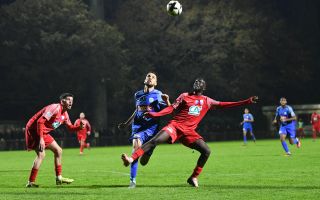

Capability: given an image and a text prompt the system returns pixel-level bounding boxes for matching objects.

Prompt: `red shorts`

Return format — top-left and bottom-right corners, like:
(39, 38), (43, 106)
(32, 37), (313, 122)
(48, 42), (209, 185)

(25, 128), (55, 151)
(312, 125), (320, 132)
(161, 122), (203, 147)
(77, 134), (87, 142)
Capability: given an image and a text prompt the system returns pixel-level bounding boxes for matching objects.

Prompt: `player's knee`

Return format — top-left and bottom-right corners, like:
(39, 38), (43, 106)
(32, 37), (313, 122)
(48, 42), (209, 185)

(203, 148), (211, 158)
(54, 147), (63, 156)
(38, 152), (46, 159)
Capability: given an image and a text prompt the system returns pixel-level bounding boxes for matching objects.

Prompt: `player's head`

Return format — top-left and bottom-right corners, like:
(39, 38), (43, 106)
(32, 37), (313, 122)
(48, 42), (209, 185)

(144, 72), (157, 87)
(80, 112), (85, 119)
(244, 108), (249, 114)
(59, 93), (74, 110)
(193, 78), (206, 93)
(279, 97), (287, 106)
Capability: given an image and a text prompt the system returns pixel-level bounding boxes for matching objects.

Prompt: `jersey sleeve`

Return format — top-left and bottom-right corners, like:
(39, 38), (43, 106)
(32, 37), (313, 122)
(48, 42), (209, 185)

(172, 93), (186, 109)
(42, 104), (60, 121)
(288, 106), (296, 117)
(156, 91), (167, 109)
(250, 114), (254, 120)
(64, 113), (81, 132)
(207, 97), (220, 109)
(74, 119), (80, 126)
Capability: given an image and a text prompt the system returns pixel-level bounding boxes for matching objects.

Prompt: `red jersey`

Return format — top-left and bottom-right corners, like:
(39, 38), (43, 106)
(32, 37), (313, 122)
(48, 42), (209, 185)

(26, 103), (78, 135)
(170, 93), (220, 130)
(311, 113), (320, 126)
(74, 118), (91, 136)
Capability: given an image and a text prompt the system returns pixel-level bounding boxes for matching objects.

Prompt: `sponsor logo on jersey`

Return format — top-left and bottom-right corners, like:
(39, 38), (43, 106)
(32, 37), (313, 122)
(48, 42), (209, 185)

(52, 121), (61, 129)
(45, 112), (52, 119)
(188, 105), (202, 116)
(149, 97), (154, 103)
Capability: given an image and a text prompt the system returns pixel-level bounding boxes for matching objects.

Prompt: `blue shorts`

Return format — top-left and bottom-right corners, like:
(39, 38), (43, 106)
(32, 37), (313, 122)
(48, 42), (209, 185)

(130, 129), (157, 156)
(243, 125), (253, 132)
(279, 124), (296, 138)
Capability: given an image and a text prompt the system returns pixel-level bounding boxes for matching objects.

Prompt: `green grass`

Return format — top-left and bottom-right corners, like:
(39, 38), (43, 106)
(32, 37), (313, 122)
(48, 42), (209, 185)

(0, 139), (319, 200)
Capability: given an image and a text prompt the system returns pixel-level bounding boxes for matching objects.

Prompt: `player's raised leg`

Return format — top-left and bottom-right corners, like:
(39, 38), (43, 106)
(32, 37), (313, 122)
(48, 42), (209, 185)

(250, 131), (256, 143)
(187, 139), (211, 187)
(122, 130), (171, 166)
(287, 126), (301, 148)
(47, 141), (74, 185)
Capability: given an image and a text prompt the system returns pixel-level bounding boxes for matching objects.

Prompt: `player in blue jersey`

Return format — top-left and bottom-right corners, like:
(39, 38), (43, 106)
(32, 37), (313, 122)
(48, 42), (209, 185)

(118, 72), (170, 188)
(272, 97), (301, 156)
(240, 108), (256, 145)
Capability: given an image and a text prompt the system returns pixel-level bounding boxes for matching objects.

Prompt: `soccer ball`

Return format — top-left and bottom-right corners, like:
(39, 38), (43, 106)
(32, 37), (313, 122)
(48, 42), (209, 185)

(167, 1), (182, 16)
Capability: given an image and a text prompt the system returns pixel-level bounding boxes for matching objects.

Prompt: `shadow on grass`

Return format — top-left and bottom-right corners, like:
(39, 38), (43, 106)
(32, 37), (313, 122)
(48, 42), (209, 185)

(53, 184), (320, 190)
(1, 184), (319, 191)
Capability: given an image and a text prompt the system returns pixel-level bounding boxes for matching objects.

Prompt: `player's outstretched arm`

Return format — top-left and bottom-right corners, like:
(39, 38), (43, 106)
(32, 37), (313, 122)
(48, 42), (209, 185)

(144, 105), (174, 118)
(118, 110), (136, 130)
(218, 96), (258, 108)
(161, 94), (171, 106)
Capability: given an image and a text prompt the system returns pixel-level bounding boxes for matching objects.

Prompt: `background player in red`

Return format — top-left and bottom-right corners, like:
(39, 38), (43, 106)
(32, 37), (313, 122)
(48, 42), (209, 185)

(25, 93), (84, 187)
(121, 78), (258, 187)
(310, 111), (320, 141)
(74, 112), (91, 155)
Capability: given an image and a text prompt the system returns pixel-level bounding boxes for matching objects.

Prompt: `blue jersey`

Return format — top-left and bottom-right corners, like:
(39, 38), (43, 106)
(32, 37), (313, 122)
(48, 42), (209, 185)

(275, 105), (296, 126)
(243, 113), (253, 129)
(132, 89), (167, 136)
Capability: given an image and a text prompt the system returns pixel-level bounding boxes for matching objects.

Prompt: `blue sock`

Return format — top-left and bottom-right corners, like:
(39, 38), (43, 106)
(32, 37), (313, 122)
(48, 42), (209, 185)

(251, 133), (256, 141)
(281, 141), (289, 153)
(130, 159), (138, 182)
(243, 135), (247, 143)
(293, 137), (299, 144)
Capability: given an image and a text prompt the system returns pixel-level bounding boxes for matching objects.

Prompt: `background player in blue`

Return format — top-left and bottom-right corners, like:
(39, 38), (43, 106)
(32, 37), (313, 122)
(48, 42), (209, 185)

(118, 72), (170, 188)
(272, 97), (301, 156)
(240, 108), (256, 145)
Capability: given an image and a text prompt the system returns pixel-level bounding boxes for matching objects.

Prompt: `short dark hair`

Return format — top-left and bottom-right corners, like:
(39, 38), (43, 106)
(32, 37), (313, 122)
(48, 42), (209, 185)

(59, 93), (74, 101)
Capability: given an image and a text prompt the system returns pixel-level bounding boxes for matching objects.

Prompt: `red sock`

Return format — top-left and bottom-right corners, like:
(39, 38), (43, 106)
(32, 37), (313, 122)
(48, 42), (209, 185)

(191, 166), (203, 178)
(55, 165), (62, 176)
(313, 131), (317, 140)
(131, 148), (145, 160)
(29, 168), (39, 182)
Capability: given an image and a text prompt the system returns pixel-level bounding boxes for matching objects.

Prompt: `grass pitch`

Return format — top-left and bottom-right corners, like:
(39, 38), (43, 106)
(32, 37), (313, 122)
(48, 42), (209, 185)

(0, 139), (319, 200)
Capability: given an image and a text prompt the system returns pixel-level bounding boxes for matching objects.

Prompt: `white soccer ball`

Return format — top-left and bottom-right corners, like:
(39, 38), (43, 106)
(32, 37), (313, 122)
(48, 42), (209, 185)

(167, 1), (182, 16)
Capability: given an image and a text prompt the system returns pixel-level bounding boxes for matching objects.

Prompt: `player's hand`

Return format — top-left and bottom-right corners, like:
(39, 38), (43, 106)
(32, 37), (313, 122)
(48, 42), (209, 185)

(144, 112), (155, 118)
(240, 122), (243, 125)
(249, 96), (258, 103)
(272, 119), (277, 124)
(280, 116), (287, 122)
(161, 94), (170, 103)
(118, 123), (127, 130)
(87, 131), (91, 135)
(39, 138), (45, 152)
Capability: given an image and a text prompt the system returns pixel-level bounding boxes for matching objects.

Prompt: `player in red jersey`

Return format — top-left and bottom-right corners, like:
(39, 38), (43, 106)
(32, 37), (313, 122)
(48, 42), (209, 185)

(121, 78), (258, 187)
(25, 93), (84, 187)
(310, 111), (320, 141)
(74, 112), (91, 155)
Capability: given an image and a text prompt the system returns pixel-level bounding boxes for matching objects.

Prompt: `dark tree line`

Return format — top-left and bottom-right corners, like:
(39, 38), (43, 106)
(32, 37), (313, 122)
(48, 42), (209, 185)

(0, 0), (319, 134)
